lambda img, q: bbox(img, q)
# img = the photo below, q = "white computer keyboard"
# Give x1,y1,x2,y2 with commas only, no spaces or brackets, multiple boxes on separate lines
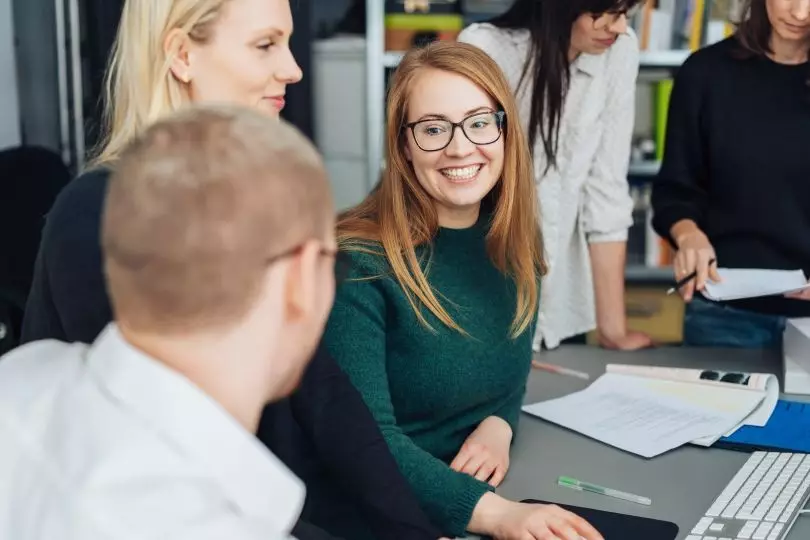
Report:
686,451,810,540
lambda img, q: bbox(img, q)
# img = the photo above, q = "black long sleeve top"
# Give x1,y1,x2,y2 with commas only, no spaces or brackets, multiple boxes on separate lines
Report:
651,37,810,317
21,168,442,540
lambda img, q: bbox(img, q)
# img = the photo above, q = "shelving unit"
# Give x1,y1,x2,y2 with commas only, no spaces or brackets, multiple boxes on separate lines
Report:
364,0,386,192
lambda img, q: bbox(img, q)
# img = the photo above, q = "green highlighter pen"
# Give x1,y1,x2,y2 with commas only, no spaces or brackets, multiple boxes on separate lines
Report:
557,476,652,506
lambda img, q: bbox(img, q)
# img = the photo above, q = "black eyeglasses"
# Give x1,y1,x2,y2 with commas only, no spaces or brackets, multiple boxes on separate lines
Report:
591,4,641,30
403,110,506,152
267,244,350,284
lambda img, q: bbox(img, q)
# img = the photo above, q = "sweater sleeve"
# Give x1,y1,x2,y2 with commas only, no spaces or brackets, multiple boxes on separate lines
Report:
323,254,491,538
21,170,113,344
490,382,526,438
650,52,710,245
581,30,638,243
290,346,443,540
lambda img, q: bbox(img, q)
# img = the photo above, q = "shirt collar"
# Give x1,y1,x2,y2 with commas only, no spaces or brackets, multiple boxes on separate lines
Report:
573,52,604,77
86,324,305,532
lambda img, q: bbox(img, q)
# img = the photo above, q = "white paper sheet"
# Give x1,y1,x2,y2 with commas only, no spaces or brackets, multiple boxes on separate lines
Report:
522,373,765,458
703,268,809,301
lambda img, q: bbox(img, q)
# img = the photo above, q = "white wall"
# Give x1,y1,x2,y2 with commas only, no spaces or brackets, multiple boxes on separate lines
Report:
0,0,21,149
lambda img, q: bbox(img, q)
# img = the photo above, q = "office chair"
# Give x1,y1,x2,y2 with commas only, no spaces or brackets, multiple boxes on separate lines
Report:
0,145,71,354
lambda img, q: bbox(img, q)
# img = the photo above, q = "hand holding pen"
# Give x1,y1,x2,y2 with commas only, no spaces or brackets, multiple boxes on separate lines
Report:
667,257,717,297
669,225,721,302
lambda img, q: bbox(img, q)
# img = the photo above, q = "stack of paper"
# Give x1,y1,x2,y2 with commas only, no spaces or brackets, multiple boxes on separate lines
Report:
703,268,809,301
522,372,766,458
604,364,780,447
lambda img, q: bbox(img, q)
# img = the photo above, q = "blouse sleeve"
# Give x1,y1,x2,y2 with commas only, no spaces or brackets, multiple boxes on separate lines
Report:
581,30,639,243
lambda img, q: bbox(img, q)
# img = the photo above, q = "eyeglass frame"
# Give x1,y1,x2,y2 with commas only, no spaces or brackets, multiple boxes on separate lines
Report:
402,110,506,153
266,243,350,285
590,5,641,30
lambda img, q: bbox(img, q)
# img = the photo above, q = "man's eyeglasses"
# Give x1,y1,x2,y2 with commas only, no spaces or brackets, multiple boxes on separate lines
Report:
267,244,350,284
403,110,506,152
591,5,641,30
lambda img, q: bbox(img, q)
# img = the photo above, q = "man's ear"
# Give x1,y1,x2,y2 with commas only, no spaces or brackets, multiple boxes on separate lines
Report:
165,28,194,83
283,241,321,323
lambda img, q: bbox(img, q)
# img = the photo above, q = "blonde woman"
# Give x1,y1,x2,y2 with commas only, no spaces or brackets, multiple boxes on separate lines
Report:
325,42,602,540
21,2,442,540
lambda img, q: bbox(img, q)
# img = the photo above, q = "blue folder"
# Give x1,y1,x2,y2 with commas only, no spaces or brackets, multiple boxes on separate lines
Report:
715,400,810,454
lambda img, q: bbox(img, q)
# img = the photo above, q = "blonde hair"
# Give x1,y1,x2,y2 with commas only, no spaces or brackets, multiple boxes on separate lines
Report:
338,41,546,338
103,104,332,333
91,0,229,166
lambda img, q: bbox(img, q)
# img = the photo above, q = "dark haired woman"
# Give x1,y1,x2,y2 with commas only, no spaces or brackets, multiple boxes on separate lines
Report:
459,0,652,351
651,0,810,348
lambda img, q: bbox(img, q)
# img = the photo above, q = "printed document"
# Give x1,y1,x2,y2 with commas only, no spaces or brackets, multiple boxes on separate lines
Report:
605,364,779,446
522,372,765,458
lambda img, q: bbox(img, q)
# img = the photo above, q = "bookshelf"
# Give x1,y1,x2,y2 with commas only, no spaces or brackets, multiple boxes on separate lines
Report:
382,48,692,70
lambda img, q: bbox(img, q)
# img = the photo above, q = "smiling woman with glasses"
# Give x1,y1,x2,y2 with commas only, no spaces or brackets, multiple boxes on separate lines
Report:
459,0,653,352
323,42,603,540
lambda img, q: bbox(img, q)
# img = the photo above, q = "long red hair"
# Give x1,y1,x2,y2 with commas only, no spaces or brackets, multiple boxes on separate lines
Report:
338,41,546,337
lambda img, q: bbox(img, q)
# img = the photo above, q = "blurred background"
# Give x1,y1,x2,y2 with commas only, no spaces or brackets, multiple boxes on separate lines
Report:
0,0,743,348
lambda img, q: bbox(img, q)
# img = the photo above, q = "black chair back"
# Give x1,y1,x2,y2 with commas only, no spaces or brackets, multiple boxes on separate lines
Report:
0,146,71,351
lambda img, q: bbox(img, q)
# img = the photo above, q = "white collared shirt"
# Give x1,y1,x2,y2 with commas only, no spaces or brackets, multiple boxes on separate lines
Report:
0,324,305,540
458,24,638,348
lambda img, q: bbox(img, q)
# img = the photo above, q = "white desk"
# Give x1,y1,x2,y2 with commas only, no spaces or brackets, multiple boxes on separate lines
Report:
465,345,810,539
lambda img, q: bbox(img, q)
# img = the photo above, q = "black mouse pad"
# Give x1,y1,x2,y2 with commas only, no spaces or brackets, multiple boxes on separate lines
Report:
517,499,679,540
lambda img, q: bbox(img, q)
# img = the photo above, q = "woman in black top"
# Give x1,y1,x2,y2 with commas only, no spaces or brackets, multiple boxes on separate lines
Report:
651,0,810,348
21,1,442,540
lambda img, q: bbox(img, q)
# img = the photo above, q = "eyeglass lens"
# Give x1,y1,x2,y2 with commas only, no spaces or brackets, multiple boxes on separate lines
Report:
411,112,502,152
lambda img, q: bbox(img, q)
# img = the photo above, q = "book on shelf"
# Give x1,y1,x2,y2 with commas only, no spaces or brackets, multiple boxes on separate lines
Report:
634,0,738,53
628,181,674,270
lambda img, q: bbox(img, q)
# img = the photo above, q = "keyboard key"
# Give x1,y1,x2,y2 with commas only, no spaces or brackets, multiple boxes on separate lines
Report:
692,516,713,535
767,523,784,540
738,520,760,539
753,521,773,539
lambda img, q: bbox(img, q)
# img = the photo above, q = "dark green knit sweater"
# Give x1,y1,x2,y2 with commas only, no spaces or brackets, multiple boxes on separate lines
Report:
324,216,534,537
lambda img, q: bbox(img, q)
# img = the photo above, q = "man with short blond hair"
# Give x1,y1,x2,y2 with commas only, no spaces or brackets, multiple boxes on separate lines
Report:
0,105,337,540
103,105,333,335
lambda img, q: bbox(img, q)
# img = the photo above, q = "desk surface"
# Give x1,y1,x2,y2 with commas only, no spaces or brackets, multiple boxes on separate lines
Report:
466,345,810,540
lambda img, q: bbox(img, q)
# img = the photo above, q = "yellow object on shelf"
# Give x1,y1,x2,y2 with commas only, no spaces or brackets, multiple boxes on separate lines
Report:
384,14,464,51
384,13,463,30
690,0,706,51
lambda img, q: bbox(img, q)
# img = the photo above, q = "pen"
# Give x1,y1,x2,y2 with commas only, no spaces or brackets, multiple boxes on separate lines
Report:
557,476,652,506
531,360,590,380
666,258,717,295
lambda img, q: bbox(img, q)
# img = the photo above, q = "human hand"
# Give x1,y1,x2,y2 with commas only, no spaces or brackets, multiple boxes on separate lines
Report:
488,497,603,540
786,284,810,300
598,329,654,350
450,416,512,487
673,227,720,302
